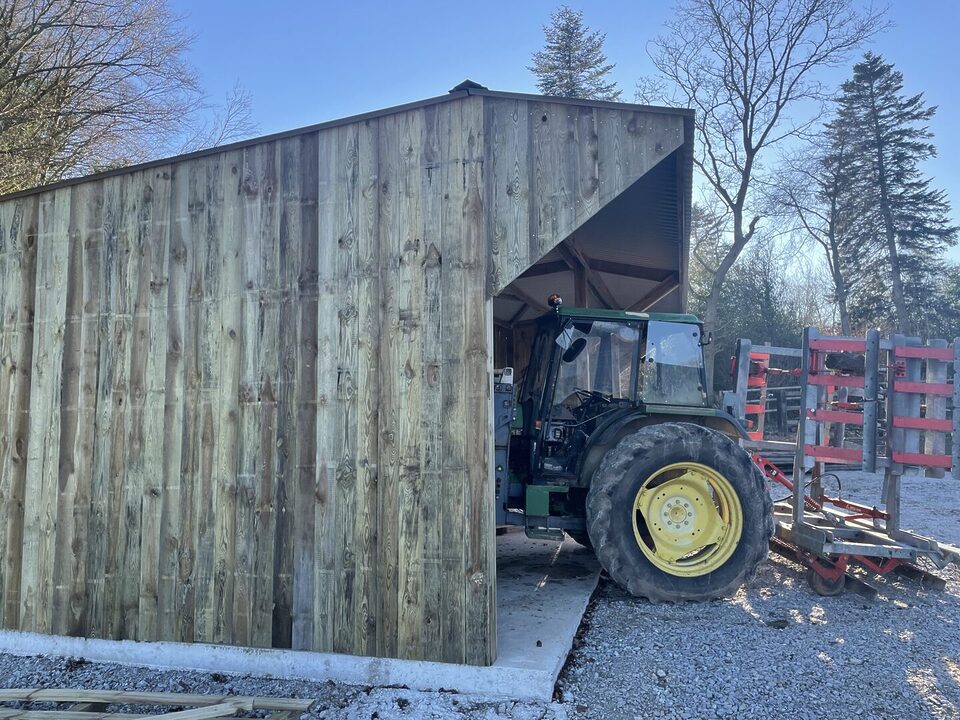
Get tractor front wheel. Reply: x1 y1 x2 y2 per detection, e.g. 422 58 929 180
586 422 773 601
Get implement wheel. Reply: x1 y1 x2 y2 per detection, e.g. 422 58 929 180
806 567 846 596
586 422 773 601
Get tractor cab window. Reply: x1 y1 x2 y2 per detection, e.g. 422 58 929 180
554 320 639 404
639 321 707 407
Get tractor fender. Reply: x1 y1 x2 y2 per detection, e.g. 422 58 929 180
574 409 749 489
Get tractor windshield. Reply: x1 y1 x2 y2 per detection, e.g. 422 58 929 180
554 320 639 402
639 321 708 406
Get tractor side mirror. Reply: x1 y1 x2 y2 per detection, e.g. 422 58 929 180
698 331 713 347
562 337 588 363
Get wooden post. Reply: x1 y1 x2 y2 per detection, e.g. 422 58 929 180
862 329 880 474
924 339 948 478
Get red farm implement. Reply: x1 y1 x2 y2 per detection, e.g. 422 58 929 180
729 328 960 596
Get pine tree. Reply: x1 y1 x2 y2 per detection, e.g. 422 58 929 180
836 53 958 334
529 6 621 101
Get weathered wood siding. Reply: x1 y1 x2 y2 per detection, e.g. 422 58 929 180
484 97 685 293
0 92 686 666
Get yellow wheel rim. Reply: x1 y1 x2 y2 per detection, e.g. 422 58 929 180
632 462 743 577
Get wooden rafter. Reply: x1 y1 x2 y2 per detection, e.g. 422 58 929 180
628 275 680 312
554 240 619 309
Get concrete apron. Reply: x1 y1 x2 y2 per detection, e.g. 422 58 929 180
0 534 599 701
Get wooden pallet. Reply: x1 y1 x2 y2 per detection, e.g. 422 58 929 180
0 689 313 719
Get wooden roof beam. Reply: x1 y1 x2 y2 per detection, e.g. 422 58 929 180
628 274 680 312
585 258 675 283
500 285 550 314
555 239 620 310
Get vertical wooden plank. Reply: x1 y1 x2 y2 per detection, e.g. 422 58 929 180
272 138 300 649
574 106 600 224
173 156 207 644
20 187 71 634
194 154 225 644
0 200 15 629
253 142 281 648
395 108 425 660
0 196 36 629
486 98 530 296
461 96 495 666
331 123 359 655
86 175 124 639
350 119 381 656
419 104 443 657
114 170 152 641
596 108 625 207
293 131 323 653
376 112 400 659
158 163 189 642
212 151 244 644
50 183 97 637
138 167 173 641
438 101 466 664
232 144 262 647
72 183 103 638
286 131 317 651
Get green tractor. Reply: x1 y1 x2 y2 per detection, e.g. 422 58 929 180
495 298 773 601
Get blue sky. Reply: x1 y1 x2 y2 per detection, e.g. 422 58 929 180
172 0 959 247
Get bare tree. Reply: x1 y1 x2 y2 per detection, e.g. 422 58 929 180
643 0 884 387
775 124 877 334
0 0 257 194
180 81 259 153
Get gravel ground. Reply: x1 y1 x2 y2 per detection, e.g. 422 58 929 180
1 471 957 719
557 471 960 720
0 653 567 719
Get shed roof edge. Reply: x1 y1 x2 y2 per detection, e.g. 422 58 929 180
0 88 693 203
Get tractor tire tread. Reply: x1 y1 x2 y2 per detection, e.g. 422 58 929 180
586 422 773 602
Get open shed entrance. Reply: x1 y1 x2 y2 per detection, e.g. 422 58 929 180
493 147 688 376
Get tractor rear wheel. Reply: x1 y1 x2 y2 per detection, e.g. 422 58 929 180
586 422 772 601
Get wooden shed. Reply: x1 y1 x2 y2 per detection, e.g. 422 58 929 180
0 84 692 667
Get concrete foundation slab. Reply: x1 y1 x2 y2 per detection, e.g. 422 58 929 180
0 533 599 701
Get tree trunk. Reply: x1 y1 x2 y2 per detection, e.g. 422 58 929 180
702 211 750 394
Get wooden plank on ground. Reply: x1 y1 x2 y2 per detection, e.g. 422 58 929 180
0 688 311 711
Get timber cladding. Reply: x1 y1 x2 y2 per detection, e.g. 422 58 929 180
0 90 686 665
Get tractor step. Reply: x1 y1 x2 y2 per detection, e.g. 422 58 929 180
525 526 565 542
